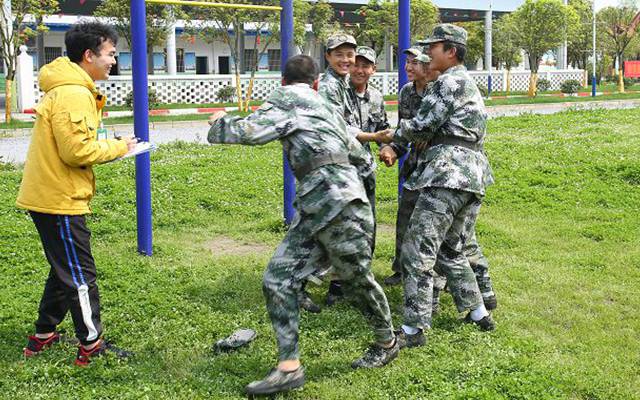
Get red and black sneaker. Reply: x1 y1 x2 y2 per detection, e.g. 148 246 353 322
23 333 61 357
74 339 106 367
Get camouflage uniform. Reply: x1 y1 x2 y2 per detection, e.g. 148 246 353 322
207 83 394 361
392 26 494 330
390 78 495 304
318 51 377 299
348 64 390 244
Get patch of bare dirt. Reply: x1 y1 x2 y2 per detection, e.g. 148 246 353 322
205 236 273 256
377 224 395 236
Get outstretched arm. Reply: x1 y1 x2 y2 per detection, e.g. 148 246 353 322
207 103 297 146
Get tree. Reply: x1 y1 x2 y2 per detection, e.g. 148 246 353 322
597 5 640 92
457 21 484 68
297 0 338 56
355 0 439 57
512 0 579 96
94 0 179 74
567 0 593 86
493 14 522 94
0 0 58 123
184 0 294 111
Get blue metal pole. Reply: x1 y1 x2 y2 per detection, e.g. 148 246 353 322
281 0 296 225
131 0 153 255
397 0 410 196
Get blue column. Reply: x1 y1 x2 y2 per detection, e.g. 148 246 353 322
280 0 296 225
131 0 153 255
397 0 410 196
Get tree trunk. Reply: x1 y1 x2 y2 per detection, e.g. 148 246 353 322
5 79 12 123
618 67 625 93
245 76 255 112
506 69 511 94
235 72 242 110
528 73 538 97
583 70 588 87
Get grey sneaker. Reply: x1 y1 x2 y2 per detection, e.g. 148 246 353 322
464 312 496 331
395 329 427 349
351 339 399 369
245 367 305 395
383 272 402 286
213 329 257 353
299 291 321 314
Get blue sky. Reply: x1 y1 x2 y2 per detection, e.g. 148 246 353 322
433 0 633 12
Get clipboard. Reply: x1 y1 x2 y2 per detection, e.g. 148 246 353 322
121 141 156 159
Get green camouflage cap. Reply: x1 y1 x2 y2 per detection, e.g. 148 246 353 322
355 46 376 63
326 32 357 50
403 47 422 57
415 53 431 64
418 23 468 46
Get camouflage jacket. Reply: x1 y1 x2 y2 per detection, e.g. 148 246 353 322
208 83 369 232
393 65 494 195
386 81 429 159
319 67 375 178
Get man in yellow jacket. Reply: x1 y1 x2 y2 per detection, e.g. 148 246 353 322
16 21 136 366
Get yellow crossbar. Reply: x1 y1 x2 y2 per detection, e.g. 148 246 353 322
145 0 282 11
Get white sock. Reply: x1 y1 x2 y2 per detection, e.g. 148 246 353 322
470 304 489 321
401 325 420 335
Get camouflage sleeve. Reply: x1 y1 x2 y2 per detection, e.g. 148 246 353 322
318 83 344 116
377 104 390 131
207 103 297 145
394 78 455 145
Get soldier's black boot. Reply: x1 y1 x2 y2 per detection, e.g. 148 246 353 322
351 338 399 369
383 272 402 286
245 367 305 395
395 329 427 349
464 312 496 331
325 280 344 306
298 290 321 314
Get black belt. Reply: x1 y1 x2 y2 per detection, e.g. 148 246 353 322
430 136 481 152
294 153 350 180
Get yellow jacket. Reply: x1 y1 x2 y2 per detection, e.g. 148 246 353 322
16 57 128 215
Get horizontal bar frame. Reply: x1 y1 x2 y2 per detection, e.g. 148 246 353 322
145 0 282 11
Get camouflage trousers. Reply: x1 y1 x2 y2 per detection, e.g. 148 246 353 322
263 200 394 361
399 187 485 330
392 188 494 299
328 172 376 295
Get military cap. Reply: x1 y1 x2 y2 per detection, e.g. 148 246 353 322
326 33 357 50
355 46 376 63
403 47 422 57
415 53 431 64
418 23 468 46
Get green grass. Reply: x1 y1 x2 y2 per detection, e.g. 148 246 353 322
1 108 640 398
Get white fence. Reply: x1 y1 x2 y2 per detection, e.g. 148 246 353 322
25 69 586 108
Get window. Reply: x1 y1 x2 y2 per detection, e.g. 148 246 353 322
244 49 257 71
268 49 281 71
44 47 62 64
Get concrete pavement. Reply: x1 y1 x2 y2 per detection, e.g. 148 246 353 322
2 98 640 164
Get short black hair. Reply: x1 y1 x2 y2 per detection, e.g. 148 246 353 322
283 55 319 86
442 41 466 63
65 21 118 63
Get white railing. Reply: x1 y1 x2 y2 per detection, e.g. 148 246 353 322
27 69 586 108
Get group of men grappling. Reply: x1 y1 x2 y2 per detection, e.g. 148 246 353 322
207 23 497 395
